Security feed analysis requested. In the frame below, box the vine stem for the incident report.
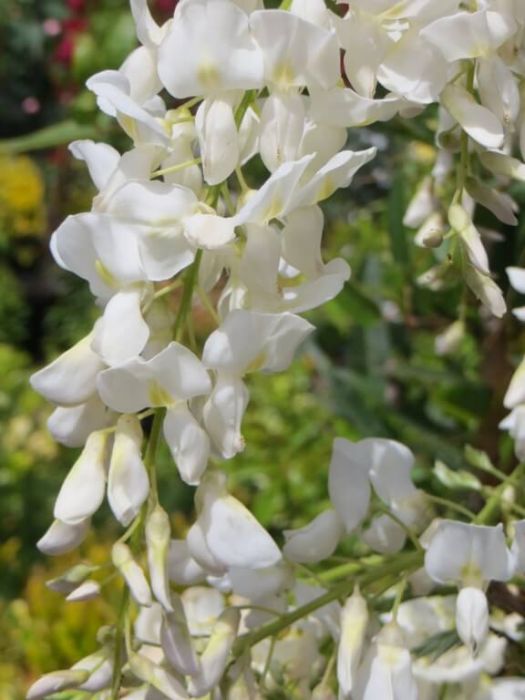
[232,550,422,657]
[173,249,203,342]
[474,462,525,525]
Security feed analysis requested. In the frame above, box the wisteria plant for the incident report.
[27,0,525,698]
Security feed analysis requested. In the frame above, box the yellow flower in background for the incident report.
[0,155,46,238]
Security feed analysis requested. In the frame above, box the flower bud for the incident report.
[37,518,89,556]
[112,542,152,607]
[188,608,241,697]
[108,415,149,526]
[27,670,90,699]
[46,563,96,594]
[455,586,489,654]
[54,430,109,525]
[337,586,368,698]
[128,652,189,700]
[66,580,101,602]
[161,596,201,677]
[146,504,173,610]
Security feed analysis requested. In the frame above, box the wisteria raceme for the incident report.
[27,0,525,698]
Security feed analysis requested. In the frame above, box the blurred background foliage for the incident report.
[1,0,525,697]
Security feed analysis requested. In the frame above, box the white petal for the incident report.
[184,213,236,250]
[357,623,417,700]
[108,179,196,226]
[282,206,324,279]
[309,87,404,128]
[504,356,525,409]
[97,358,154,414]
[328,438,371,533]
[511,519,525,574]
[421,10,516,62]
[337,587,369,698]
[27,671,89,699]
[188,608,240,697]
[31,331,105,406]
[130,0,165,47]
[367,439,416,506]
[197,472,282,569]
[239,223,281,303]
[37,518,89,556]
[455,587,489,654]
[233,154,314,226]
[281,258,351,313]
[202,374,249,459]
[479,151,525,181]
[361,514,407,554]
[168,539,207,585]
[203,310,314,374]
[66,580,101,602]
[477,56,520,129]
[186,521,227,575]
[108,415,149,526]
[92,289,150,366]
[507,267,525,294]
[158,0,264,98]
[98,342,211,413]
[138,224,195,282]
[86,70,168,142]
[48,395,114,448]
[283,508,343,563]
[163,404,210,485]
[442,84,504,149]
[162,598,201,677]
[466,179,518,226]
[228,563,289,601]
[464,266,506,318]
[54,431,108,525]
[147,341,212,401]
[112,542,152,606]
[335,10,389,98]
[196,97,239,185]
[128,652,189,700]
[146,505,173,611]
[259,92,305,172]
[292,148,376,209]
[377,30,449,104]
[69,140,120,192]
[250,9,339,90]
[424,521,513,585]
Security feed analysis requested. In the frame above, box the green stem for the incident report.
[424,493,476,520]
[234,90,257,129]
[474,462,525,525]
[232,551,422,656]
[173,249,203,342]
[144,409,165,504]
[152,158,201,178]
[455,61,475,198]
[110,586,130,699]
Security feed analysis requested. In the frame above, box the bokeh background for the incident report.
[1,1,525,697]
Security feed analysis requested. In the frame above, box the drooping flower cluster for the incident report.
[27,0,525,698]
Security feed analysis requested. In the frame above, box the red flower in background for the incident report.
[53,18,88,66]
[154,0,178,17]
[67,0,86,11]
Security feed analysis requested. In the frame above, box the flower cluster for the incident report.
[28,0,525,698]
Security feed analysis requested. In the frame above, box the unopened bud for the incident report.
[112,542,152,607]
[146,504,173,611]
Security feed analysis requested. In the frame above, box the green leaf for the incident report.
[464,444,496,474]
[434,460,482,491]
[0,120,98,154]
[387,174,411,274]
[412,629,460,661]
